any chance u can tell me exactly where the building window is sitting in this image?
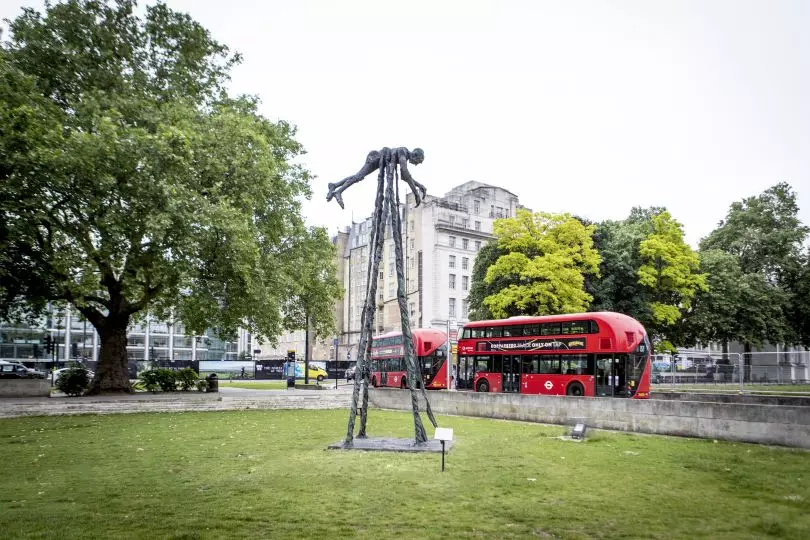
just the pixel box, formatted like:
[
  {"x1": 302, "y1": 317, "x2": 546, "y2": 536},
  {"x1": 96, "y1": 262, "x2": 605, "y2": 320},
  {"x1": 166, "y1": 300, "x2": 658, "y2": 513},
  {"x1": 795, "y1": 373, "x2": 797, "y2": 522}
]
[
  {"x1": 462, "y1": 238, "x2": 469, "y2": 250},
  {"x1": 462, "y1": 276, "x2": 468, "y2": 290},
  {"x1": 475, "y1": 221, "x2": 481, "y2": 231},
  {"x1": 475, "y1": 240, "x2": 481, "y2": 251},
  {"x1": 474, "y1": 200, "x2": 480, "y2": 214},
  {"x1": 389, "y1": 244, "x2": 395, "y2": 260},
  {"x1": 462, "y1": 257, "x2": 469, "y2": 270},
  {"x1": 449, "y1": 215, "x2": 455, "y2": 225},
  {"x1": 379, "y1": 271, "x2": 384, "y2": 280},
  {"x1": 449, "y1": 255, "x2": 456, "y2": 269},
  {"x1": 449, "y1": 274, "x2": 456, "y2": 289},
  {"x1": 462, "y1": 299, "x2": 469, "y2": 318},
  {"x1": 410, "y1": 302, "x2": 415, "y2": 317},
  {"x1": 462, "y1": 218, "x2": 469, "y2": 229},
  {"x1": 388, "y1": 282, "x2": 394, "y2": 298},
  {"x1": 389, "y1": 265, "x2": 394, "y2": 277},
  {"x1": 409, "y1": 257, "x2": 414, "y2": 268},
  {"x1": 379, "y1": 292, "x2": 383, "y2": 302},
  {"x1": 449, "y1": 298, "x2": 456, "y2": 318},
  {"x1": 410, "y1": 220, "x2": 414, "y2": 231},
  {"x1": 409, "y1": 238, "x2": 414, "y2": 250},
  {"x1": 449, "y1": 235, "x2": 456, "y2": 248}
]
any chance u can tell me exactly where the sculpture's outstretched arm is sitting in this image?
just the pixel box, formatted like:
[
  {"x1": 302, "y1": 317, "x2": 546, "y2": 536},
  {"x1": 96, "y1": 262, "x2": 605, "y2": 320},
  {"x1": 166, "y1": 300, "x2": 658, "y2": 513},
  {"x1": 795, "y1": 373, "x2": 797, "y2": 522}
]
[
  {"x1": 397, "y1": 150, "x2": 427, "y2": 207},
  {"x1": 327, "y1": 150, "x2": 382, "y2": 209}
]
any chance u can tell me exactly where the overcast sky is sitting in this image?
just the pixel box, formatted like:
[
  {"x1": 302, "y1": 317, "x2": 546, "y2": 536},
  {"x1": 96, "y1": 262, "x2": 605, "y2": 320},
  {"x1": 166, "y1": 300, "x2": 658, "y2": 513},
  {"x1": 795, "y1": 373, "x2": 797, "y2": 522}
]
[{"x1": 3, "y1": 0, "x2": 809, "y2": 246}]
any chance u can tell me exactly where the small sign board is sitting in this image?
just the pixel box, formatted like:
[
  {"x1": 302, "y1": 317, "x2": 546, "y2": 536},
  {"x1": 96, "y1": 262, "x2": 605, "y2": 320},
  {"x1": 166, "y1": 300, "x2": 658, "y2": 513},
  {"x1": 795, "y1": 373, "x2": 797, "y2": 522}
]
[{"x1": 434, "y1": 427, "x2": 454, "y2": 442}]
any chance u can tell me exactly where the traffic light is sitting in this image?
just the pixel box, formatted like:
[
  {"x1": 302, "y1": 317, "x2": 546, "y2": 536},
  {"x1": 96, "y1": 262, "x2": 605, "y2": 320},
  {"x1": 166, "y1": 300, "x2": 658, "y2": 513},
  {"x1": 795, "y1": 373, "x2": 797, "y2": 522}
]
[
  {"x1": 286, "y1": 350, "x2": 296, "y2": 362},
  {"x1": 44, "y1": 335, "x2": 52, "y2": 354}
]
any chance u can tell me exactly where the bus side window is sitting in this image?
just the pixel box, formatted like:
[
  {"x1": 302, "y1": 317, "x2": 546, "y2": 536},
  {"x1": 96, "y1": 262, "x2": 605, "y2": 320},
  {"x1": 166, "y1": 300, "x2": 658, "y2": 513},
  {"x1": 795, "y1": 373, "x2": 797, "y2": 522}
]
[
  {"x1": 541, "y1": 323, "x2": 561, "y2": 336},
  {"x1": 486, "y1": 326, "x2": 503, "y2": 338}
]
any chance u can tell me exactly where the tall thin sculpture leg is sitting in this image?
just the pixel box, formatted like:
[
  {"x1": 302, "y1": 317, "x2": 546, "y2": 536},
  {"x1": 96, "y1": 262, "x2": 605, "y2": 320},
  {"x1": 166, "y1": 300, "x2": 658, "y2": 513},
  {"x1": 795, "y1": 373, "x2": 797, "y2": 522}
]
[
  {"x1": 345, "y1": 167, "x2": 387, "y2": 445},
  {"x1": 393, "y1": 171, "x2": 439, "y2": 429},
  {"x1": 386, "y1": 164, "x2": 430, "y2": 444}
]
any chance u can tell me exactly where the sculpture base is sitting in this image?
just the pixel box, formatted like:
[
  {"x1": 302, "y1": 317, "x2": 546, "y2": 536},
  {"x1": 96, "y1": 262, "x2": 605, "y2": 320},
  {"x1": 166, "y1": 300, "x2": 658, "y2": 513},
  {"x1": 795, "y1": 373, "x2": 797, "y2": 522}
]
[{"x1": 328, "y1": 437, "x2": 452, "y2": 453}]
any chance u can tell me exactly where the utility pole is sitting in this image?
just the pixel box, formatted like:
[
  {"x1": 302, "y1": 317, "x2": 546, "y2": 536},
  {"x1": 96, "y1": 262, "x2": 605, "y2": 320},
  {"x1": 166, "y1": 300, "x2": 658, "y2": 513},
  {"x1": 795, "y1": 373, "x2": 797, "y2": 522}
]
[{"x1": 304, "y1": 312, "x2": 310, "y2": 385}]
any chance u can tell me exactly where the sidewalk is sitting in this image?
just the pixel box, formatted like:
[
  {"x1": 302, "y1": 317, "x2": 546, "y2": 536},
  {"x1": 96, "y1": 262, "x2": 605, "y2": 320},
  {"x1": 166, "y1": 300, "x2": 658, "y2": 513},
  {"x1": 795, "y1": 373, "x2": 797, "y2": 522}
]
[{"x1": 0, "y1": 388, "x2": 351, "y2": 419}]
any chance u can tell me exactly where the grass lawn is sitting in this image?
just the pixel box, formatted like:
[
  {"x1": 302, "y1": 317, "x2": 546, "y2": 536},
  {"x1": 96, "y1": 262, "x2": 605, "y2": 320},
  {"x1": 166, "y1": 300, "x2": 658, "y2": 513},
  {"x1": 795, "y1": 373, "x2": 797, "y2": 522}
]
[
  {"x1": 1, "y1": 410, "x2": 808, "y2": 539},
  {"x1": 653, "y1": 383, "x2": 810, "y2": 395},
  {"x1": 218, "y1": 380, "x2": 288, "y2": 390}
]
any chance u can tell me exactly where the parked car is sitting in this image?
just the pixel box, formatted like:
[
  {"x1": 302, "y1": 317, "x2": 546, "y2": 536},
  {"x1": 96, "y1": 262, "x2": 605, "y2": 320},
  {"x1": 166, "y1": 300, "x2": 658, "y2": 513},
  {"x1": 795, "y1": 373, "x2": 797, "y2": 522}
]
[
  {"x1": 308, "y1": 365, "x2": 328, "y2": 382},
  {"x1": 345, "y1": 364, "x2": 357, "y2": 382},
  {"x1": 0, "y1": 362, "x2": 31, "y2": 379}
]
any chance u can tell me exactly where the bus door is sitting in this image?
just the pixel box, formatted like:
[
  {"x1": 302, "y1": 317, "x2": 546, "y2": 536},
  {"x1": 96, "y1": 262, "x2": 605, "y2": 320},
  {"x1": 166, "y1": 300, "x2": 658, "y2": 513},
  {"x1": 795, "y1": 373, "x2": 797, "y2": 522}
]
[
  {"x1": 595, "y1": 355, "x2": 614, "y2": 396},
  {"x1": 379, "y1": 358, "x2": 389, "y2": 387},
  {"x1": 457, "y1": 356, "x2": 473, "y2": 390},
  {"x1": 502, "y1": 355, "x2": 519, "y2": 393}
]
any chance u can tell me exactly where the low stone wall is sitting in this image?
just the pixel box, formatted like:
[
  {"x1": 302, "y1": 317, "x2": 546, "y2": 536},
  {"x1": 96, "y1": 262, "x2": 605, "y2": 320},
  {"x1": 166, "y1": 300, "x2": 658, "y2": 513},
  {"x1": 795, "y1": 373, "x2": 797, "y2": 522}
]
[
  {"x1": 0, "y1": 379, "x2": 51, "y2": 398},
  {"x1": 652, "y1": 392, "x2": 810, "y2": 407},
  {"x1": 368, "y1": 389, "x2": 810, "y2": 449}
]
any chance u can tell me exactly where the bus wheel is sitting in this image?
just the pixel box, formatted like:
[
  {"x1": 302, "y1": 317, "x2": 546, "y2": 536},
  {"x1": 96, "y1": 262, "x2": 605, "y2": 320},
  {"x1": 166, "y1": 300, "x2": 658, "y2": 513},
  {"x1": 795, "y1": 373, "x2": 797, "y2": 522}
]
[
  {"x1": 566, "y1": 382, "x2": 584, "y2": 396},
  {"x1": 476, "y1": 380, "x2": 489, "y2": 393},
  {"x1": 317, "y1": 375, "x2": 324, "y2": 382},
  {"x1": 371, "y1": 377, "x2": 378, "y2": 388},
  {"x1": 400, "y1": 378, "x2": 408, "y2": 389}
]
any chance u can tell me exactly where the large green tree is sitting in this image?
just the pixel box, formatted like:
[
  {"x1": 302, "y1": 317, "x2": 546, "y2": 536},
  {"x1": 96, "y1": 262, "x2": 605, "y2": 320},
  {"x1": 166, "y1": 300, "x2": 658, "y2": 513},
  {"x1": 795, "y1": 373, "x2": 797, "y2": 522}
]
[
  {"x1": 466, "y1": 241, "x2": 501, "y2": 321},
  {"x1": 479, "y1": 209, "x2": 601, "y2": 318},
  {"x1": 637, "y1": 211, "x2": 707, "y2": 330},
  {"x1": 700, "y1": 183, "x2": 808, "y2": 347},
  {"x1": 0, "y1": 1, "x2": 341, "y2": 393}
]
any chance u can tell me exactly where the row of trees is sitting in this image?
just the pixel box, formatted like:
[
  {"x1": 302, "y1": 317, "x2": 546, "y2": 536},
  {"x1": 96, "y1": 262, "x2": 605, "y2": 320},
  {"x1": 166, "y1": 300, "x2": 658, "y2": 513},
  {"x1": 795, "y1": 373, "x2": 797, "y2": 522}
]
[
  {"x1": 1, "y1": 1, "x2": 342, "y2": 393},
  {"x1": 469, "y1": 183, "x2": 809, "y2": 353}
]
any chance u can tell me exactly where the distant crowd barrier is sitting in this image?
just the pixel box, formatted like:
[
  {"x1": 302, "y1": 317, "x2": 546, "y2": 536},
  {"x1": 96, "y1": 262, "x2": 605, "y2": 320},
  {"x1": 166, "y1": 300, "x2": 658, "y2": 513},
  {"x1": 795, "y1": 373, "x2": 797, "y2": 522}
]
[{"x1": 369, "y1": 389, "x2": 810, "y2": 450}]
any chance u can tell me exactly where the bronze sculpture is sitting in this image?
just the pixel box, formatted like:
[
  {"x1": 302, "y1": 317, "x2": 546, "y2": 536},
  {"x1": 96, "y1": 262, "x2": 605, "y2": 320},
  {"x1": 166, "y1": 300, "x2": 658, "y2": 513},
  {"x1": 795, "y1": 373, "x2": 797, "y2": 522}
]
[{"x1": 329, "y1": 147, "x2": 437, "y2": 445}]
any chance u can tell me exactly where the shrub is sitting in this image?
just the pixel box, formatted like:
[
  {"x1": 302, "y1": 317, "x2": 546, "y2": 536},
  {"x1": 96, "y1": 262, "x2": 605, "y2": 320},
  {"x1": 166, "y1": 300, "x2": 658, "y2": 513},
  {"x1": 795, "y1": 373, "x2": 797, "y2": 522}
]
[
  {"x1": 176, "y1": 368, "x2": 200, "y2": 391},
  {"x1": 56, "y1": 367, "x2": 91, "y2": 397},
  {"x1": 195, "y1": 380, "x2": 208, "y2": 392},
  {"x1": 138, "y1": 369, "x2": 177, "y2": 392}
]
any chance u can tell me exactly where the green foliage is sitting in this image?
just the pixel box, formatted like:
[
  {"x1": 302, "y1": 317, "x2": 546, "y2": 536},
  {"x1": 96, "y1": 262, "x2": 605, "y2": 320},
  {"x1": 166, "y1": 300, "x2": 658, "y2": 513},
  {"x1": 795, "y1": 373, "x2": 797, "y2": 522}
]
[
  {"x1": 0, "y1": 1, "x2": 341, "y2": 391},
  {"x1": 467, "y1": 241, "x2": 502, "y2": 320},
  {"x1": 481, "y1": 210, "x2": 600, "y2": 318},
  {"x1": 699, "y1": 183, "x2": 807, "y2": 346},
  {"x1": 137, "y1": 369, "x2": 177, "y2": 393},
  {"x1": 175, "y1": 368, "x2": 200, "y2": 391},
  {"x1": 55, "y1": 367, "x2": 91, "y2": 397},
  {"x1": 588, "y1": 215, "x2": 654, "y2": 320},
  {"x1": 637, "y1": 211, "x2": 707, "y2": 326}
]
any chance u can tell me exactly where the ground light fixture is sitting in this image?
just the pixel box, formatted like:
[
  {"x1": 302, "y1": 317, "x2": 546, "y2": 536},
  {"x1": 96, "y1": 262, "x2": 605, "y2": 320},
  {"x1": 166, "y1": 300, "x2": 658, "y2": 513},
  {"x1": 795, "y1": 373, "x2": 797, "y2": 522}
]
[
  {"x1": 434, "y1": 427, "x2": 454, "y2": 471},
  {"x1": 571, "y1": 423, "x2": 587, "y2": 440}
]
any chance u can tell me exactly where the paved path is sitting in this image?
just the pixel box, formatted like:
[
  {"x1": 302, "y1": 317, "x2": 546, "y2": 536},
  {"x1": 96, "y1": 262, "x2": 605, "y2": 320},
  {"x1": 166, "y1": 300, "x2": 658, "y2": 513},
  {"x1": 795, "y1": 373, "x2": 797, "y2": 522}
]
[{"x1": 0, "y1": 388, "x2": 352, "y2": 419}]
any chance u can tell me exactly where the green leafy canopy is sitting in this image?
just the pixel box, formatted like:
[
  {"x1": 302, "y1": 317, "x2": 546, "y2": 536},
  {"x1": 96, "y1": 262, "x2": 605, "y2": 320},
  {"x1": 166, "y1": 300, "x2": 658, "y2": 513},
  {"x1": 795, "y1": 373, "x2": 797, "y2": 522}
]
[{"x1": 0, "y1": 1, "x2": 341, "y2": 390}]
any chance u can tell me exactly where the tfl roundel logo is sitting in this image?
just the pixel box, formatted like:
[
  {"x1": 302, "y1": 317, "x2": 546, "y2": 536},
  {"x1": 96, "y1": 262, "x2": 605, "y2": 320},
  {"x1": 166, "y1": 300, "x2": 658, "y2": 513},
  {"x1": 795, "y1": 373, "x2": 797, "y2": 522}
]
[{"x1": 544, "y1": 380, "x2": 553, "y2": 391}]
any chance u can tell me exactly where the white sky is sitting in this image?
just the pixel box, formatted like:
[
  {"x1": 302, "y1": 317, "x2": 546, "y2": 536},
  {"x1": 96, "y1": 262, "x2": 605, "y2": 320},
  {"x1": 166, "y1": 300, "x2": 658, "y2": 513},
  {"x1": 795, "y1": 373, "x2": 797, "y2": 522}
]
[{"x1": 3, "y1": 0, "x2": 809, "y2": 246}]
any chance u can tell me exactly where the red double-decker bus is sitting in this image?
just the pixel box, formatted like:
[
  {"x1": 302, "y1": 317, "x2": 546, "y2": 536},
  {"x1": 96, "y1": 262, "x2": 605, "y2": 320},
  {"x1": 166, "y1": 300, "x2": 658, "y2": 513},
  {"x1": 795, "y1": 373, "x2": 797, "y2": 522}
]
[
  {"x1": 370, "y1": 329, "x2": 449, "y2": 390},
  {"x1": 456, "y1": 312, "x2": 652, "y2": 398}
]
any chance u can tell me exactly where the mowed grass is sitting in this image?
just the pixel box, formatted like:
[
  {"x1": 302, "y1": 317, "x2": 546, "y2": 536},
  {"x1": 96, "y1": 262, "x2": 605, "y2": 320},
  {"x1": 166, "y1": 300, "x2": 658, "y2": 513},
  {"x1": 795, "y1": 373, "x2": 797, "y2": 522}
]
[
  {"x1": 218, "y1": 380, "x2": 288, "y2": 390},
  {"x1": 653, "y1": 383, "x2": 810, "y2": 395},
  {"x1": 1, "y1": 410, "x2": 808, "y2": 539}
]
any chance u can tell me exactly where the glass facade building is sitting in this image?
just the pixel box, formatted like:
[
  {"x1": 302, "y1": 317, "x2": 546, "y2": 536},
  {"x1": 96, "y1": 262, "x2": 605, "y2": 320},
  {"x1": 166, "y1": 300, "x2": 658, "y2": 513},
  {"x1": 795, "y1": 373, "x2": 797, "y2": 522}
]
[{"x1": 0, "y1": 304, "x2": 250, "y2": 368}]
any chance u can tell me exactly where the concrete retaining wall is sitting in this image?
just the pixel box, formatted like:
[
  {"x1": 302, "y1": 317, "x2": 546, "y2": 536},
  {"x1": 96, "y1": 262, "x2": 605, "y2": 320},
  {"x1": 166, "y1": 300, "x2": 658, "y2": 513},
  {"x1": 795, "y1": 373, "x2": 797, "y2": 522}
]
[
  {"x1": 651, "y1": 392, "x2": 810, "y2": 407},
  {"x1": 0, "y1": 379, "x2": 51, "y2": 398},
  {"x1": 369, "y1": 389, "x2": 810, "y2": 449}
]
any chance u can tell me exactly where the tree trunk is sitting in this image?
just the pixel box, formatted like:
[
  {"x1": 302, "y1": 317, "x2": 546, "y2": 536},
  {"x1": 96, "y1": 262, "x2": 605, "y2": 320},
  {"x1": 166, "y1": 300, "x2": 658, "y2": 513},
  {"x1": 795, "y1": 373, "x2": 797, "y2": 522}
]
[{"x1": 86, "y1": 314, "x2": 132, "y2": 395}]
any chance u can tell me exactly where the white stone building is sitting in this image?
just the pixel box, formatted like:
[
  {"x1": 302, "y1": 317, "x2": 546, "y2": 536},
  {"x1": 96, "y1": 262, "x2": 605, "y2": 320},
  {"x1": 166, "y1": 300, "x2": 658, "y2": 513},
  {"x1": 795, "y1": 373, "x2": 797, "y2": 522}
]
[{"x1": 334, "y1": 181, "x2": 523, "y2": 359}]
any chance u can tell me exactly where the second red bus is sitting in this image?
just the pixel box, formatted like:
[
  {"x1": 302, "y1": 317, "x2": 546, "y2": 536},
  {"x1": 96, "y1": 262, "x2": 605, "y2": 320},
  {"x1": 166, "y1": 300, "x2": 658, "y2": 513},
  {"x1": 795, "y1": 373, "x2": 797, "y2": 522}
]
[{"x1": 370, "y1": 328, "x2": 449, "y2": 390}]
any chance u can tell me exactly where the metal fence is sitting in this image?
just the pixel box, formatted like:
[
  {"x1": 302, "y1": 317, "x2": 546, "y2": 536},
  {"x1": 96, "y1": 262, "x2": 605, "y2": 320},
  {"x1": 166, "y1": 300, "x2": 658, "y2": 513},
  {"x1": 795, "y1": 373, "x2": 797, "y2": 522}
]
[{"x1": 652, "y1": 351, "x2": 810, "y2": 391}]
